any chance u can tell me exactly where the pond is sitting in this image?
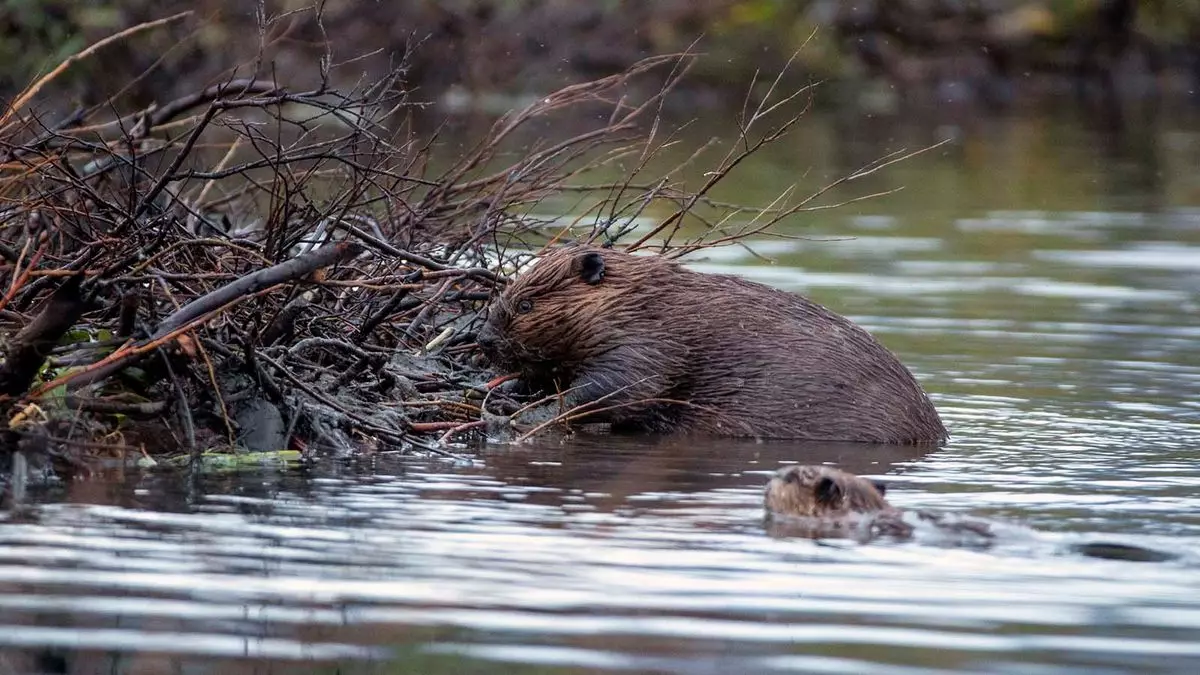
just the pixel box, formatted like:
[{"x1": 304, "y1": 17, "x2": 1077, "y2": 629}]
[{"x1": 2, "y1": 96, "x2": 1199, "y2": 674}]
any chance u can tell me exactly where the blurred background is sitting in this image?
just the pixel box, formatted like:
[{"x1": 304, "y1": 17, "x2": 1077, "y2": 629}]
[
  {"x1": 3, "y1": 0, "x2": 1197, "y2": 116},
  {"x1": 6, "y1": 0, "x2": 1196, "y2": 211}
]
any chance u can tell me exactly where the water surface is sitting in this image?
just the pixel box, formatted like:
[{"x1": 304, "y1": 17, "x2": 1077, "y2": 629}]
[{"x1": 2, "y1": 98, "x2": 1199, "y2": 674}]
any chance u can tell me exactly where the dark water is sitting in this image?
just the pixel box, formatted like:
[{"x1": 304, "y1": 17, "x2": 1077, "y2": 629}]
[{"x1": 3, "y1": 98, "x2": 1200, "y2": 674}]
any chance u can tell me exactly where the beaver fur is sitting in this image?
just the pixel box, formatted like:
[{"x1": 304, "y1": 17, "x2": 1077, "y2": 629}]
[
  {"x1": 763, "y1": 464, "x2": 915, "y2": 539},
  {"x1": 764, "y1": 464, "x2": 894, "y2": 519},
  {"x1": 477, "y1": 245, "x2": 948, "y2": 443},
  {"x1": 763, "y1": 465, "x2": 1180, "y2": 562},
  {"x1": 764, "y1": 464, "x2": 993, "y2": 542}
]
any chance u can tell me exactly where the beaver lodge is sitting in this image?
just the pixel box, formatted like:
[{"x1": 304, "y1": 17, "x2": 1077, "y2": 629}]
[{"x1": 0, "y1": 17, "x2": 933, "y2": 482}]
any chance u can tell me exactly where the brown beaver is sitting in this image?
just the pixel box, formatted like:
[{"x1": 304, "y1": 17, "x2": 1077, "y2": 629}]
[
  {"x1": 764, "y1": 465, "x2": 1181, "y2": 562},
  {"x1": 476, "y1": 245, "x2": 947, "y2": 444},
  {"x1": 763, "y1": 464, "x2": 926, "y2": 540}
]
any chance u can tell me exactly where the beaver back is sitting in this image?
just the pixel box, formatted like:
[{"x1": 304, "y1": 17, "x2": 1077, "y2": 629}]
[{"x1": 479, "y1": 246, "x2": 947, "y2": 443}]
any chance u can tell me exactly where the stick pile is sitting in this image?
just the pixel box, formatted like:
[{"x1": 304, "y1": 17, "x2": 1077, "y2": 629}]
[{"x1": 0, "y1": 23, "x2": 890, "y2": 472}]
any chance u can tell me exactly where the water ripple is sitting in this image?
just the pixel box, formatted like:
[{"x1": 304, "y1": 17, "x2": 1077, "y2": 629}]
[{"x1": 5, "y1": 194, "x2": 1200, "y2": 674}]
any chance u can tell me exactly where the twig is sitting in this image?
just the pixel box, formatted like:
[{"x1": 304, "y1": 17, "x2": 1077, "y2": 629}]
[
  {"x1": 32, "y1": 242, "x2": 363, "y2": 395},
  {"x1": 0, "y1": 274, "x2": 88, "y2": 399},
  {"x1": 61, "y1": 395, "x2": 167, "y2": 418},
  {"x1": 0, "y1": 12, "x2": 194, "y2": 129}
]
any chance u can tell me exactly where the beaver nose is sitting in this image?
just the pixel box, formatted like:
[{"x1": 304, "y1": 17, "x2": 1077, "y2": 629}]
[{"x1": 476, "y1": 322, "x2": 500, "y2": 351}]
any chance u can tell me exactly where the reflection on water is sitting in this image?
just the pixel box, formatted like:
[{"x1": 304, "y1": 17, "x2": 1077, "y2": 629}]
[{"x1": 2, "y1": 99, "x2": 1200, "y2": 674}]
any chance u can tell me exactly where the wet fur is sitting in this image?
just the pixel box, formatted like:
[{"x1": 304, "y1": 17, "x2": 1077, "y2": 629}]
[
  {"x1": 479, "y1": 246, "x2": 947, "y2": 443},
  {"x1": 764, "y1": 465, "x2": 893, "y2": 518},
  {"x1": 764, "y1": 465, "x2": 914, "y2": 539},
  {"x1": 764, "y1": 466, "x2": 1177, "y2": 563}
]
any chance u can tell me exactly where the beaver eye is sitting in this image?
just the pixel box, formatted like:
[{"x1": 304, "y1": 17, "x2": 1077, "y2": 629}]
[{"x1": 516, "y1": 299, "x2": 534, "y2": 314}]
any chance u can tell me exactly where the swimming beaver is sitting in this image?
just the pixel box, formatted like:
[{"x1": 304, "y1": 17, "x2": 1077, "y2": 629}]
[
  {"x1": 763, "y1": 464, "x2": 930, "y2": 541},
  {"x1": 764, "y1": 465, "x2": 1181, "y2": 562},
  {"x1": 476, "y1": 245, "x2": 947, "y2": 443}
]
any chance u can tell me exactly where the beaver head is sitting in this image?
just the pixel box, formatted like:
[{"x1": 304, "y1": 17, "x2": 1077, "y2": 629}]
[
  {"x1": 764, "y1": 464, "x2": 893, "y2": 519},
  {"x1": 476, "y1": 245, "x2": 661, "y2": 377}
]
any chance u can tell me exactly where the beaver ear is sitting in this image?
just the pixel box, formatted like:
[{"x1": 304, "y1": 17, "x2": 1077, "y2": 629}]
[
  {"x1": 871, "y1": 480, "x2": 888, "y2": 497},
  {"x1": 575, "y1": 251, "x2": 606, "y2": 285},
  {"x1": 815, "y1": 476, "x2": 843, "y2": 507}
]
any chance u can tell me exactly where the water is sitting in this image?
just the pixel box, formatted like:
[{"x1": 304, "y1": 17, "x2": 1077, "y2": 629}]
[{"x1": 3, "y1": 98, "x2": 1200, "y2": 674}]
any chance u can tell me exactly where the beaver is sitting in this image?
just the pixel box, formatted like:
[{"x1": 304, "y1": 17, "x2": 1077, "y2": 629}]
[
  {"x1": 762, "y1": 464, "x2": 929, "y2": 541},
  {"x1": 764, "y1": 465, "x2": 1181, "y2": 562},
  {"x1": 476, "y1": 245, "x2": 947, "y2": 443}
]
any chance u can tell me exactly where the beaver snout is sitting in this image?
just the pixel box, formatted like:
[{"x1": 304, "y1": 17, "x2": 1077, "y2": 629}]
[
  {"x1": 475, "y1": 314, "x2": 504, "y2": 348},
  {"x1": 475, "y1": 319, "x2": 516, "y2": 368},
  {"x1": 476, "y1": 321, "x2": 500, "y2": 351}
]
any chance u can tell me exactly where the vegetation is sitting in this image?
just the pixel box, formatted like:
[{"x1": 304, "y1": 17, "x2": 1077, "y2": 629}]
[
  {"x1": 0, "y1": 7, "x2": 905, "y2": 476},
  {"x1": 2, "y1": 1, "x2": 1197, "y2": 114}
]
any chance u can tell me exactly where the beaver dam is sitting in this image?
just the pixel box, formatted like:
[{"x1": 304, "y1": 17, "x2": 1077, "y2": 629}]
[{"x1": 0, "y1": 32, "x2": 924, "y2": 478}]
